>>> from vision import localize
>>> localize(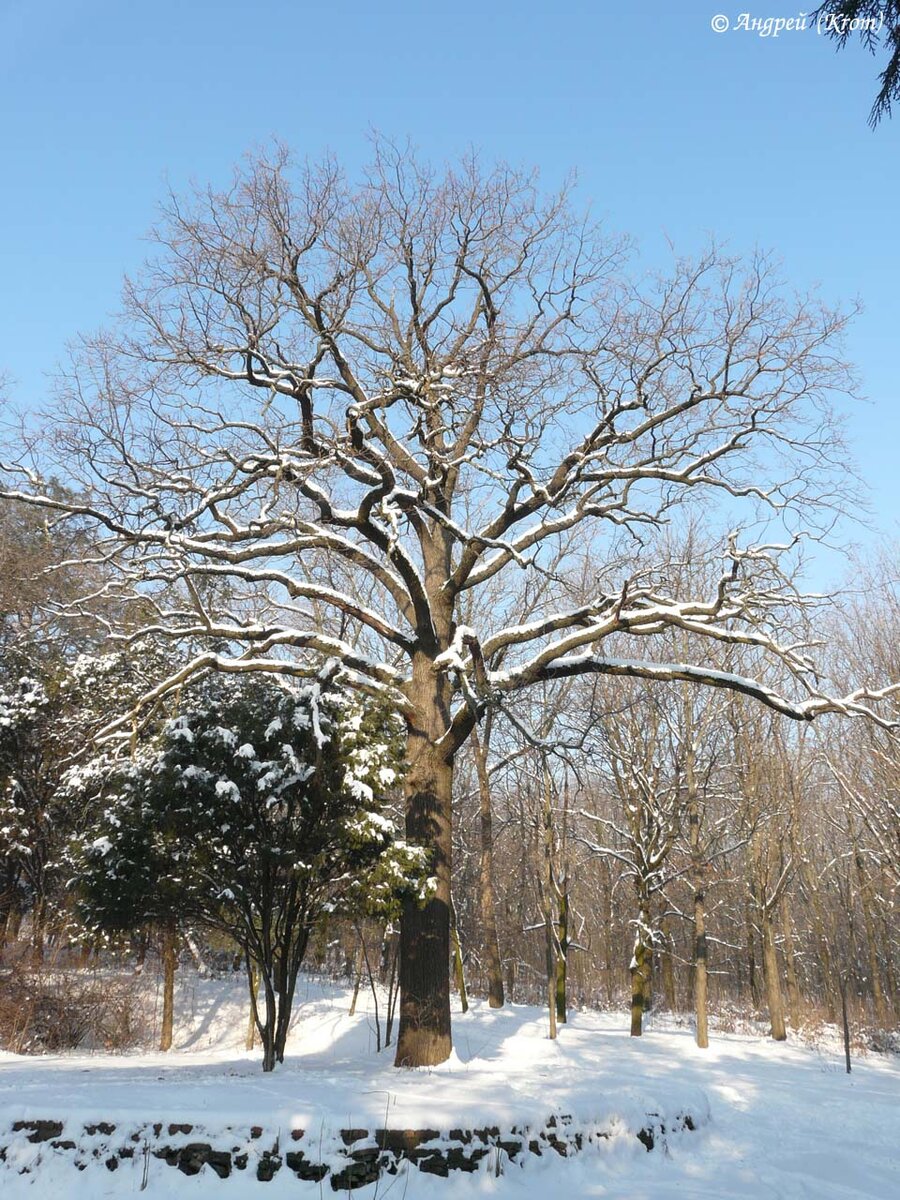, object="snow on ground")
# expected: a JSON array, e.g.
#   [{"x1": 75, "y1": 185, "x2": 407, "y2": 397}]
[{"x1": 0, "y1": 972, "x2": 898, "y2": 1198}]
